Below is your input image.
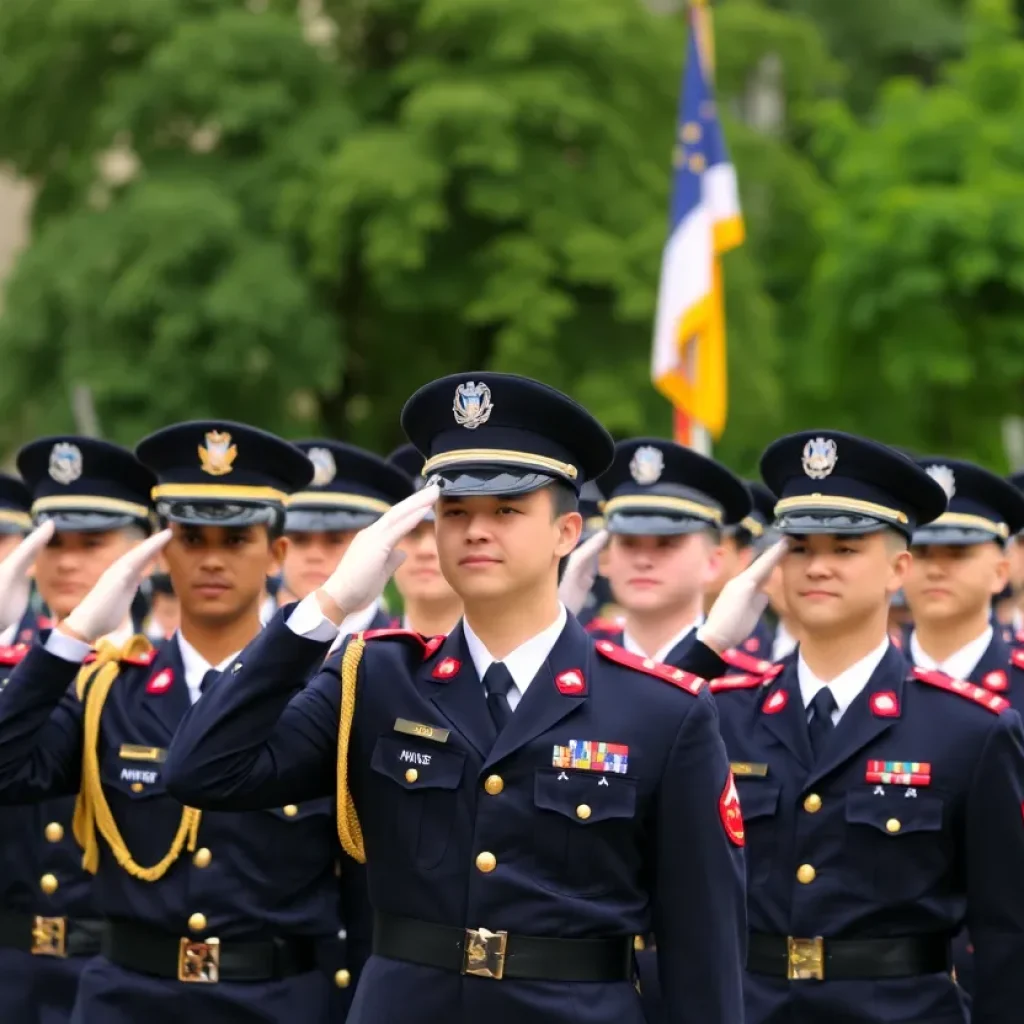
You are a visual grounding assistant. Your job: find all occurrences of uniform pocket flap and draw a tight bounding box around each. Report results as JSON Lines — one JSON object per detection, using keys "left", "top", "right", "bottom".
{"left": 736, "top": 780, "right": 781, "bottom": 821}
{"left": 534, "top": 767, "right": 637, "bottom": 824}
{"left": 845, "top": 790, "right": 944, "bottom": 834}
{"left": 371, "top": 735, "right": 466, "bottom": 791}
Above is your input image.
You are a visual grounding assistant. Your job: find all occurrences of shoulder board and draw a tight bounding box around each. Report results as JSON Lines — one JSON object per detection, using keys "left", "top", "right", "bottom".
{"left": 911, "top": 667, "right": 1009, "bottom": 714}
{"left": 721, "top": 648, "right": 775, "bottom": 675}
{"left": 0, "top": 643, "right": 29, "bottom": 666}
{"left": 585, "top": 617, "right": 622, "bottom": 634}
{"left": 594, "top": 640, "right": 704, "bottom": 695}
{"left": 362, "top": 629, "right": 445, "bottom": 659}
{"left": 709, "top": 674, "right": 765, "bottom": 694}
{"left": 121, "top": 649, "right": 158, "bottom": 666}
{"left": 1012, "top": 649, "right": 1024, "bottom": 672}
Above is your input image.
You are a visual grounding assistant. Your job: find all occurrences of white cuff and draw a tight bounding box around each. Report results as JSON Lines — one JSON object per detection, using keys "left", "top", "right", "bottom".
{"left": 287, "top": 594, "right": 342, "bottom": 643}
{"left": 44, "top": 630, "right": 93, "bottom": 664}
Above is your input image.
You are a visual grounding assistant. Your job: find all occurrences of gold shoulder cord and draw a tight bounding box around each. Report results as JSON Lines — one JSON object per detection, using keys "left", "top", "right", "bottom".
{"left": 336, "top": 634, "right": 367, "bottom": 863}
{"left": 72, "top": 636, "right": 201, "bottom": 880}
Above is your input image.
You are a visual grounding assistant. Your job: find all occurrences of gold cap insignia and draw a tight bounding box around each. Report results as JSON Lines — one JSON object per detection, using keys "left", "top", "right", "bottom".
{"left": 198, "top": 431, "right": 237, "bottom": 477}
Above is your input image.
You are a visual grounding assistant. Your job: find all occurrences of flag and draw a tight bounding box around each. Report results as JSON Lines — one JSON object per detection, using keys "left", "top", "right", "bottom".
{"left": 651, "top": 2, "right": 743, "bottom": 442}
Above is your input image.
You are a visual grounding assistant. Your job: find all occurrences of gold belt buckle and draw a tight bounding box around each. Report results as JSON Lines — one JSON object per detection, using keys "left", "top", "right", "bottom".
{"left": 30, "top": 916, "right": 66, "bottom": 957}
{"left": 462, "top": 927, "right": 508, "bottom": 980}
{"left": 177, "top": 937, "right": 220, "bottom": 983}
{"left": 787, "top": 936, "right": 825, "bottom": 980}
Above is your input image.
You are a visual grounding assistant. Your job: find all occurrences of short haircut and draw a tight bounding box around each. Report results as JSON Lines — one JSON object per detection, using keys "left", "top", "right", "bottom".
{"left": 884, "top": 528, "right": 909, "bottom": 553}
{"left": 549, "top": 481, "right": 579, "bottom": 519}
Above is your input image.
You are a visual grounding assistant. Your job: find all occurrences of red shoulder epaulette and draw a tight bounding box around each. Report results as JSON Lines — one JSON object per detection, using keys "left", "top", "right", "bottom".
{"left": 709, "top": 674, "right": 763, "bottom": 693}
{"left": 0, "top": 643, "right": 29, "bottom": 666}
{"left": 593, "top": 639, "right": 704, "bottom": 695}
{"left": 121, "top": 648, "right": 158, "bottom": 667}
{"left": 911, "top": 667, "right": 1009, "bottom": 714}
{"left": 362, "top": 629, "right": 445, "bottom": 659}
{"left": 585, "top": 618, "right": 622, "bottom": 635}
{"left": 1011, "top": 649, "right": 1024, "bottom": 672}
{"left": 721, "top": 648, "right": 775, "bottom": 675}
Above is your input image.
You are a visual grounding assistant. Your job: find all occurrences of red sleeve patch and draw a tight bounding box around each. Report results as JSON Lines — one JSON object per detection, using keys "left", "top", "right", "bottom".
{"left": 593, "top": 640, "right": 705, "bottom": 695}
{"left": 911, "top": 667, "right": 1010, "bottom": 714}
{"left": 720, "top": 648, "right": 774, "bottom": 675}
{"left": 719, "top": 771, "right": 744, "bottom": 847}
{"left": 0, "top": 643, "right": 29, "bottom": 666}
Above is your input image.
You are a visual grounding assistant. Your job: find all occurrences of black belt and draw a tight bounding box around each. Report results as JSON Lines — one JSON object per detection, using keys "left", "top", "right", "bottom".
{"left": 747, "top": 932, "right": 951, "bottom": 981}
{"left": 373, "top": 912, "right": 634, "bottom": 983}
{"left": 103, "top": 920, "right": 318, "bottom": 984}
{"left": 0, "top": 910, "right": 103, "bottom": 958}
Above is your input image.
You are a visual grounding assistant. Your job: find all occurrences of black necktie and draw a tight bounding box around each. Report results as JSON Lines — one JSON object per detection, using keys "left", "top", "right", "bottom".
{"left": 807, "top": 686, "right": 837, "bottom": 758}
{"left": 483, "top": 663, "right": 515, "bottom": 733}
{"left": 199, "top": 669, "right": 219, "bottom": 696}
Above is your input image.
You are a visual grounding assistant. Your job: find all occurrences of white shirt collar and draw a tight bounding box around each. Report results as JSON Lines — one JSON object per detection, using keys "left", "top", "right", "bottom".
{"left": 176, "top": 632, "right": 242, "bottom": 706}
{"left": 772, "top": 622, "right": 798, "bottom": 662}
{"left": 909, "top": 625, "right": 993, "bottom": 682}
{"left": 462, "top": 605, "right": 568, "bottom": 709}
{"left": 622, "top": 615, "right": 703, "bottom": 665}
{"left": 797, "top": 637, "right": 890, "bottom": 723}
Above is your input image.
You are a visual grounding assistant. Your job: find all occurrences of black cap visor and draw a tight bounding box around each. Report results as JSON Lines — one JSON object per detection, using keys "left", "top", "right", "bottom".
{"left": 775, "top": 511, "right": 893, "bottom": 537}
{"left": 911, "top": 524, "right": 1005, "bottom": 547}
{"left": 157, "top": 499, "right": 280, "bottom": 529}
{"left": 606, "top": 510, "right": 716, "bottom": 537}
{"left": 432, "top": 469, "right": 557, "bottom": 498}
{"left": 285, "top": 508, "right": 379, "bottom": 534}
{"left": 35, "top": 510, "right": 151, "bottom": 534}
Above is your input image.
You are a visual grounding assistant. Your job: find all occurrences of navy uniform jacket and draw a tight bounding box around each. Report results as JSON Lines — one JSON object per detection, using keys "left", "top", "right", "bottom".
{"left": 709, "top": 644, "right": 1024, "bottom": 1024}
{"left": 0, "top": 631, "right": 366, "bottom": 1023}
{"left": 162, "top": 609, "right": 747, "bottom": 1024}
{"left": 0, "top": 611, "right": 97, "bottom": 1024}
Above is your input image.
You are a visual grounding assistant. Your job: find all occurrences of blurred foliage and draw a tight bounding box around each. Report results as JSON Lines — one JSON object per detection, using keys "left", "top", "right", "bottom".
{"left": 0, "top": 0, "right": 1021, "bottom": 475}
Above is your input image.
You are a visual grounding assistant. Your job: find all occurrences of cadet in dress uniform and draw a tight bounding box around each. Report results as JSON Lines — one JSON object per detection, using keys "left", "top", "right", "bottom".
{"left": 0, "top": 440, "right": 155, "bottom": 1024}
{"left": 283, "top": 440, "right": 408, "bottom": 636}
{"left": 0, "top": 422, "right": 361, "bottom": 1024}
{"left": 710, "top": 431, "right": 1024, "bottom": 1024}
{"left": 590, "top": 438, "right": 750, "bottom": 668}
{"left": 387, "top": 444, "right": 463, "bottom": 635}
{"left": 162, "top": 373, "right": 747, "bottom": 1024}
{"left": 1006, "top": 471, "right": 1024, "bottom": 644}
{"left": 731, "top": 482, "right": 778, "bottom": 658}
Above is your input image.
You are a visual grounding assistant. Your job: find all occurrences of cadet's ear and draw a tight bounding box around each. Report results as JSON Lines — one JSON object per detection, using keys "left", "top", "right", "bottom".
{"left": 269, "top": 535, "right": 288, "bottom": 574}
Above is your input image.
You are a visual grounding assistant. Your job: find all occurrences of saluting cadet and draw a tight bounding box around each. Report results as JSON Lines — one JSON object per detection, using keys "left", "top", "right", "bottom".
{"left": 589, "top": 438, "right": 751, "bottom": 665}
{"left": 710, "top": 431, "right": 1024, "bottom": 1024}
{"left": 282, "top": 440, "right": 408, "bottom": 637}
{"left": 161, "top": 373, "right": 750, "bottom": 1024}
{"left": 0, "top": 440, "right": 154, "bottom": 1024}
{"left": 0, "top": 422, "right": 361, "bottom": 1024}
{"left": 1006, "top": 471, "right": 1024, "bottom": 642}
{"left": 387, "top": 444, "right": 463, "bottom": 635}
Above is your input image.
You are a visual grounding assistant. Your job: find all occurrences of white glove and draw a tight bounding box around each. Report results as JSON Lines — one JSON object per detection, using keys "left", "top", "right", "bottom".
{"left": 318, "top": 483, "right": 440, "bottom": 620}
{"left": 61, "top": 530, "right": 173, "bottom": 644}
{"left": 0, "top": 521, "right": 55, "bottom": 632}
{"left": 697, "top": 538, "right": 788, "bottom": 654}
{"left": 559, "top": 529, "right": 608, "bottom": 616}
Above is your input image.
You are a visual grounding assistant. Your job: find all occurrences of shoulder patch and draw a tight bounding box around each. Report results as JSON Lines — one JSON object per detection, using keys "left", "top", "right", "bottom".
{"left": 594, "top": 639, "right": 704, "bottom": 695}
{"left": 0, "top": 643, "right": 29, "bottom": 666}
{"left": 121, "top": 648, "right": 157, "bottom": 667}
{"left": 720, "top": 648, "right": 775, "bottom": 675}
{"left": 709, "top": 674, "right": 764, "bottom": 694}
{"left": 911, "top": 667, "right": 1009, "bottom": 714}
{"left": 585, "top": 617, "right": 622, "bottom": 635}
{"left": 1011, "top": 648, "right": 1024, "bottom": 672}
{"left": 362, "top": 628, "right": 445, "bottom": 660}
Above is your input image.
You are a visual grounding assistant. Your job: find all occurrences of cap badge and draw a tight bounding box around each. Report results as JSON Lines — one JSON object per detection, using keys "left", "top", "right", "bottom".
{"left": 926, "top": 464, "right": 956, "bottom": 499}
{"left": 802, "top": 437, "right": 838, "bottom": 480}
{"left": 48, "top": 442, "right": 83, "bottom": 485}
{"left": 308, "top": 447, "right": 337, "bottom": 487}
{"left": 629, "top": 445, "right": 664, "bottom": 485}
{"left": 453, "top": 381, "right": 493, "bottom": 430}
{"left": 198, "top": 430, "right": 237, "bottom": 477}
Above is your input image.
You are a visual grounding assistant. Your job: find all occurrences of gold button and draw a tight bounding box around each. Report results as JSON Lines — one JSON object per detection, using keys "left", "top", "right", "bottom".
{"left": 576, "top": 804, "right": 592, "bottom": 820}
{"left": 803, "top": 794, "right": 822, "bottom": 814}
{"left": 633, "top": 935, "right": 646, "bottom": 952}
{"left": 475, "top": 851, "right": 497, "bottom": 874}
{"left": 334, "top": 969, "right": 351, "bottom": 989}
{"left": 796, "top": 864, "right": 816, "bottom": 885}
{"left": 193, "top": 848, "right": 212, "bottom": 868}
{"left": 484, "top": 775, "right": 504, "bottom": 796}
{"left": 886, "top": 818, "right": 901, "bottom": 834}
{"left": 131, "top": 783, "right": 144, "bottom": 794}
{"left": 44, "top": 822, "right": 64, "bottom": 843}
{"left": 40, "top": 873, "right": 58, "bottom": 895}
{"left": 283, "top": 804, "right": 298, "bottom": 817}
{"left": 405, "top": 768, "right": 418, "bottom": 783}
{"left": 188, "top": 913, "right": 207, "bottom": 933}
